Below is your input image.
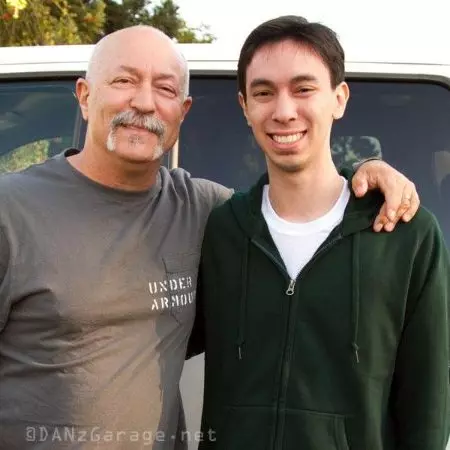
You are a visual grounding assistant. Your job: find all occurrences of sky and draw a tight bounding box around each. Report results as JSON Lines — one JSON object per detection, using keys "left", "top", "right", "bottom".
{"left": 176, "top": 0, "right": 450, "bottom": 63}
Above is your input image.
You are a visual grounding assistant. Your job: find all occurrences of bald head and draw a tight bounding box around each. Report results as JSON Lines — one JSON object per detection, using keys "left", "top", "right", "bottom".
{"left": 86, "top": 26, "right": 190, "bottom": 98}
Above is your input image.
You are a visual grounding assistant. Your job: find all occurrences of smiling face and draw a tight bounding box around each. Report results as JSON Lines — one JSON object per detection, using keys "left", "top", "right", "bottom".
{"left": 239, "top": 39, "right": 349, "bottom": 175}
{"left": 76, "top": 27, "right": 192, "bottom": 165}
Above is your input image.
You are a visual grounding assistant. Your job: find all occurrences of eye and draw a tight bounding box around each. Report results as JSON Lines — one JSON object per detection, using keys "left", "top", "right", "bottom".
{"left": 157, "top": 86, "right": 177, "bottom": 97}
{"left": 253, "top": 90, "right": 272, "bottom": 98}
{"left": 296, "top": 87, "right": 314, "bottom": 94}
{"left": 114, "top": 78, "right": 132, "bottom": 85}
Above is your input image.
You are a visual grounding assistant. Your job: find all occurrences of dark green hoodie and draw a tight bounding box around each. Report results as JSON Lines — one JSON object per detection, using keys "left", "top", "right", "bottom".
{"left": 195, "top": 173, "right": 450, "bottom": 450}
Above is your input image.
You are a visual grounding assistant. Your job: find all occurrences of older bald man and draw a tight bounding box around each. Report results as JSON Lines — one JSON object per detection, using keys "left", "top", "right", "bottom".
{"left": 0, "top": 26, "right": 419, "bottom": 449}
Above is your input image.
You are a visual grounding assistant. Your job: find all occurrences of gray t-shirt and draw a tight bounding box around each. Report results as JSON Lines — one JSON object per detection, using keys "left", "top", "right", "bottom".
{"left": 0, "top": 149, "right": 230, "bottom": 449}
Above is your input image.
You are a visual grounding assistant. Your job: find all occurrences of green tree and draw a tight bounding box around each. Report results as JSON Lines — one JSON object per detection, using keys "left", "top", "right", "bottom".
{"left": 149, "top": 0, "right": 214, "bottom": 42}
{"left": 176, "top": 24, "right": 214, "bottom": 43}
{"left": 103, "top": 0, "right": 152, "bottom": 33}
{"left": 104, "top": 0, "right": 215, "bottom": 43}
{"left": 0, "top": 0, "right": 214, "bottom": 45}
{"left": 0, "top": 0, "right": 105, "bottom": 46}
{"left": 0, "top": 140, "right": 49, "bottom": 173}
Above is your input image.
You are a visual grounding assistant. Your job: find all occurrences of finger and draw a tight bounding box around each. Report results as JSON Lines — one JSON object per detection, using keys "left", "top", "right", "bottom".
{"left": 387, "top": 191, "right": 411, "bottom": 228}
{"left": 352, "top": 173, "right": 368, "bottom": 197}
{"left": 373, "top": 203, "right": 388, "bottom": 232}
{"left": 378, "top": 185, "right": 414, "bottom": 232}
{"left": 373, "top": 217, "right": 385, "bottom": 232}
{"left": 384, "top": 221, "right": 395, "bottom": 232}
{"left": 383, "top": 201, "right": 409, "bottom": 233}
{"left": 395, "top": 191, "right": 412, "bottom": 222}
{"left": 383, "top": 178, "right": 404, "bottom": 223}
{"left": 401, "top": 185, "right": 420, "bottom": 222}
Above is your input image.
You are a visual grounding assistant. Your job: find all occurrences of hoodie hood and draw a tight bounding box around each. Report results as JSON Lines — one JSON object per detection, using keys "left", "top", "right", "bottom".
{"left": 229, "top": 172, "right": 384, "bottom": 239}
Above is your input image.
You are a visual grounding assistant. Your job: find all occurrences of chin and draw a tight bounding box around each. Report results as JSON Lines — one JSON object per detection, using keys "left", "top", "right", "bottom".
{"left": 113, "top": 145, "right": 164, "bottom": 164}
{"left": 276, "top": 163, "right": 305, "bottom": 174}
{"left": 268, "top": 155, "right": 307, "bottom": 174}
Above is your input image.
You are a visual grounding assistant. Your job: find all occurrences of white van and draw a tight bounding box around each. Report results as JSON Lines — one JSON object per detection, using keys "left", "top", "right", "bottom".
{"left": 1, "top": 44, "right": 450, "bottom": 449}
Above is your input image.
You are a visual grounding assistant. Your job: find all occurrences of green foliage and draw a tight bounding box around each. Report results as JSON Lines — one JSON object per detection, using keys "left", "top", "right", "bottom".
{"left": 176, "top": 24, "right": 214, "bottom": 43}
{"left": 104, "top": 0, "right": 153, "bottom": 33}
{"left": 0, "top": 0, "right": 105, "bottom": 46}
{"left": 105, "top": 0, "right": 215, "bottom": 42}
{"left": 149, "top": 0, "right": 214, "bottom": 43}
{"left": 0, "top": 140, "right": 49, "bottom": 173}
{"left": 0, "top": 0, "right": 214, "bottom": 45}
{"left": 147, "top": 0, "right": 183, "bottom": 38}
{"left": 331, "top": 136, "right": 383, "bottom": 167}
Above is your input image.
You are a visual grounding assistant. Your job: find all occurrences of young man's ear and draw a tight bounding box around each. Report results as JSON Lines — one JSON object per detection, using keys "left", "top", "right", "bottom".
{"left": 333, "top": 81, "right": 350, "bottom": 120}
{"left": 76, "top": 78, "right": 90, "bottom": 121}
{"left": 238, "top": 92, "right": 251, "bottom": 126}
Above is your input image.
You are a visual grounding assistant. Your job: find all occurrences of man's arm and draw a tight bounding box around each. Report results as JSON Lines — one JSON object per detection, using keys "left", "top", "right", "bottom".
{"left": 0, "top": 226, "right": 11, "bottom": 336}
{"left": 392, "top": 218, "right": 450, "bottom": 449}
{"left": 351, "top": 160, "right": 420, "bottom": 232}
{"left": 186, "top": 270, "right": 205, "bottom": 359}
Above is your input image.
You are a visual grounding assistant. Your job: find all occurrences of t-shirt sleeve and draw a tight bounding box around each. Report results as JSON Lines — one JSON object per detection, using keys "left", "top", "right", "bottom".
{"left": 193, "top": 178, "right": 233, "bottom": 210}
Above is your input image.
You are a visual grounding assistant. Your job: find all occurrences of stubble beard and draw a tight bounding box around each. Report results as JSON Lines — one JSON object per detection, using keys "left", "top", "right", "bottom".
{"left": 267, "top": 154, "right": 305, "bottom": 174}
{"left": 106, "top": 130, "right": 164, "bottom": 161}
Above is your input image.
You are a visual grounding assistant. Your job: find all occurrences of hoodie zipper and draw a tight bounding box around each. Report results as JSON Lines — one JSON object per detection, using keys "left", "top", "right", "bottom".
{"left": 251, "top": 240, "right": 301, "bottom": 296}
{"left": 257, "top": 232, "right": 344, "bottom": 450}
{"left": 252, "top": 240, "right": 290, "bottom": 284}
{"left": 286, "top": 279, "right": 296, "bottom": 295}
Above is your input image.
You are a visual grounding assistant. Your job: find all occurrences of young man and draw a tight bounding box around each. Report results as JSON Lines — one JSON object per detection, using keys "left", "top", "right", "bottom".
{"left": 195, "top": 16, "right": 450, "bottom": 450}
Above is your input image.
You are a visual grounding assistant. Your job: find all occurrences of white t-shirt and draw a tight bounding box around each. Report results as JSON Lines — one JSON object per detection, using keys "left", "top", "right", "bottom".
{"left": 261, "top": 178, "right": 350, "bottom": 279}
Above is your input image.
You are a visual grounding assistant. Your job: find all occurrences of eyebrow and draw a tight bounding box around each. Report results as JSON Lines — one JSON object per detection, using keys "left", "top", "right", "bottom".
{"left": 153, "top": 73, "right": 178, "bottom": 85}
{"left": 249, "top": 74, "right": 318, "bottom": 90}
{"left": 116, "top": 65, "right": 141, "bottom": 77}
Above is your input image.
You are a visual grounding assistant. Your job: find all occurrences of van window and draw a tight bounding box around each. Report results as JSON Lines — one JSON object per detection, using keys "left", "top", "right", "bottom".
{"left": 179, "top": 78, "right": 450, "bottom": 245}
{"left": 2, "top": 77, "right": 449, "bottom": 244}
{"left": 0, "top": 81, "right": 81, "bottom": 172}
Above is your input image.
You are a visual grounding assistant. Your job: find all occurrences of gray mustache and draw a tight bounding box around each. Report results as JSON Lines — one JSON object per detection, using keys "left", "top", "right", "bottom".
{"left": 110, "top": 111, "right": 166, "bottom": 138}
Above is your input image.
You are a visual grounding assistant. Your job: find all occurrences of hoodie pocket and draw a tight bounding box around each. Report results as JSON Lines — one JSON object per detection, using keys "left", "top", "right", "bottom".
{"left": 212, "top": 405, "right": 274, "bottom": 450}
{"left": 283, "top": 409, "right": 350, "bottom": 450}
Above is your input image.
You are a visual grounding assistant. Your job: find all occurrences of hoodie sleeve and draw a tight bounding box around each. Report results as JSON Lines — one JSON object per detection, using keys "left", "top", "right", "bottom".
{"left": 392, "top": 216, "right": 450, "bottom": 450}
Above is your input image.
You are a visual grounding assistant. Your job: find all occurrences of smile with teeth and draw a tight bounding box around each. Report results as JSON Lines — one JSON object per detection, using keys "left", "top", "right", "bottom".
{"left": 271, "top": 132, "right": 305, "bottom": 144}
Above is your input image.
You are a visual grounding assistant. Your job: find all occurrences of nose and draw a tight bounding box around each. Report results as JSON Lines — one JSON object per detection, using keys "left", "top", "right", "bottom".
{"left": 272, "top": 91, "right": 298, "bottom": 124}
{"left": 130, "top": 83, "right": 156, "bottom": 114}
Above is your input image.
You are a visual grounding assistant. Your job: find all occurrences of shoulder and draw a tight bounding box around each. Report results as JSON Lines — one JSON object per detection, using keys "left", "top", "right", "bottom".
{"left": 400, "top": 205, "right": 443, "bottom": 241}
{"left": 0, "top": 154, "right": 65, "bottom": 203}
{"left": 161, "top": 167, "right": 232, "bottom": 209}
{"left": 385, "top": 206, "right": 448, "bottom": 266}
{"left": 410, "top": 206, "right": 448, "bottom": 255}
{"left": 204, "top": 190, "right": 249, "bottom": 233}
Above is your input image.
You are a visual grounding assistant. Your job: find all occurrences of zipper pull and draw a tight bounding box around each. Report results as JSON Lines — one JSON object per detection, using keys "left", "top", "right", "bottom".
{"left": 286, "top": 279, "right": 296, "bottom": 296}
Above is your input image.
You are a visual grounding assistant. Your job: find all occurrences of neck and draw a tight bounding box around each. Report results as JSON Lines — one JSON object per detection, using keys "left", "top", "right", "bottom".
{"left": 267, "top": 158, "right": 344, "bottom": 222}
{"left": 67, "top": 145, "right": 161, "bottom": 192}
